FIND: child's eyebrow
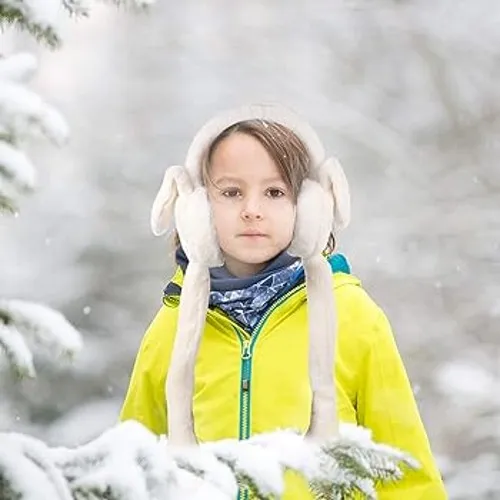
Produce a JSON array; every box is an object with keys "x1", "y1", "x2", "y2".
[
  {"x1": 263, "y1": 177, "x2": 287, "y2": 184},
  {"x1": 212, "y1": 175, "x2": 287, "y2": 186},
  {"x1": 214, "y1": 176, "x2": 286, "y2": 183},
  {"x1": 213, "y1": 176, "x2": 243, "y2": 184}
]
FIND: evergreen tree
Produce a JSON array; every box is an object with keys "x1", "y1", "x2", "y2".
[{"x1": 0, "y1": 0, "x2": 151, "y2": 380}]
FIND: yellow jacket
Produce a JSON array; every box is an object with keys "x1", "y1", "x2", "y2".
[{"x1": 120, "y1": 265, "x2": 447, "y2": 499}]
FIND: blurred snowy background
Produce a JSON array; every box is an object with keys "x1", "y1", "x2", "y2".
[{"x1": 1, "y1": 1, "x2": 499, "y2": 497}]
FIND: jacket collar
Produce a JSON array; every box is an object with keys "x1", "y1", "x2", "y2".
[{"x1": 163, "y1": 248, "x2": 351, "y2": 298}]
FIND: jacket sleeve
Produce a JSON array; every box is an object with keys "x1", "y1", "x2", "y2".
[
  {"x1": 119, "y1": 306, "x2": 173, "y2": 436},
  {"x1": 356, "y1": 304, "x2": 448, "y2": 499}
]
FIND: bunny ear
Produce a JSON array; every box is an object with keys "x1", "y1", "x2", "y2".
[
  {"x1": 318, "y1": 157, "x2": 351, "y2": 233},
  {"x1": 150, "y1": 165, "x2": 194, "y2": 236}
]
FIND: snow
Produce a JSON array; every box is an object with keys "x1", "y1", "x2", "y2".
[
  {"x1": 209, "y1": 437, "x2": 285, "y2": 497},
  {"x1": 0, "y1": 300, "x2": 83, "y2": 362},
  {"x1": 0, "y1": 433, "x2": 71, "y2": 500},
  {"x1": 0, "y1": 322, "x2": 35, "y2": 378},
  {"x1": 248, "y1": 429, "x2": 320, "y2": 479},
  {"x1": 169, "y1": 444, "x2": 238, "y2": 498},
  {"x1": 0, "y1": 52, "x2": 38, "y2": 83},
  {"x1": 51, "y1": 420, "x2": 177, "y2": 500},
  {"x1": 0, "y1": 141, "x2": 37, "y2": 191},
  {"x1": 0, "y1": 79, "x2": 69, "y2": 146},
  {"x1": 117, "y1": 0, "x2": 157, "y2": 7},
  {"x1": 0, "y1": 420, "x2": 417, "y2": 500},
  {"x1": 23, "y1": 0, "x2": 64, "y2": 28},
  {"x1": 61, "y1": 0, "x2": 92, "y2": 16}
]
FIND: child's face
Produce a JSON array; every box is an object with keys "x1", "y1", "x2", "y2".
[{"x1": 207, "y1": 132, "x2": 296, "y2": 278}]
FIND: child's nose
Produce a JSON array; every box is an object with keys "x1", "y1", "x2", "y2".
[{"x1": 241, "y1": 195, "x2": 263, "y2": 221}]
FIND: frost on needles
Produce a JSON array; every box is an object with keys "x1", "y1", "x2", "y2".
[{"x1": 0, "y1": 420, "x2": 418, "y2": 500}]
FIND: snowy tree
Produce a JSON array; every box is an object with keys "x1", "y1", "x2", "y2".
[
  {"x1": 0, "y1": 420, "x2": 417, "y2": 500},
  {"x1": 0, "y1": 34, "x2": 81, "y2": 380},
  {"x1": 0, "y1": 0, "x2": 154, "y2": 49},
  {"x1": 0, "y1": 0, "x2": 154, "y2": 379}
]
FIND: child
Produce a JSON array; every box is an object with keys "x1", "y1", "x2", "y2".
[{"x1": 120, "y1": 104, "x2": 447, "y2": 499}]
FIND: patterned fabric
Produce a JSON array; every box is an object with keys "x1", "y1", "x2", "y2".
[
  {"x1": 163, "y1": 246, "x2": 351, "y2": 333},
  {"x1": 209, "y1": 260, "x2": 303, "y2": 331}
]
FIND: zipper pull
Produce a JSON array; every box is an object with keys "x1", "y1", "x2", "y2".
[{"x1": 242, "y1": 339, "x2": 251, "y2": 360}]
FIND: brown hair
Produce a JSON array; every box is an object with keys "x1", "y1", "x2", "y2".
[
  {"x1": 174, "y1": 119, "x2": 336, "y2": 254},
  {"x1": 203, "y1": 120, "x2": 310, "y2": 202}
]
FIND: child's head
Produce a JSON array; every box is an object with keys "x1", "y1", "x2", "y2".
[{"x1": 201, "y1": 120, "x2": 311, "y2": 277}]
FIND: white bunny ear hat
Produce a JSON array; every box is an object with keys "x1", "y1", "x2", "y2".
[{"x1": 150, "y1": 104, "x2": 351, "y2": 446}]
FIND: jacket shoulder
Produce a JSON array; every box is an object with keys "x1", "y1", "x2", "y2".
[
  {"x1": 137, "y1": 303, "x2": 178, "y2": 363},
  {"x1": 333, "y1": 272, "x2": 388, "y2": 341}
]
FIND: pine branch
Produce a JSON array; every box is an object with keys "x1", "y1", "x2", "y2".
[
  {"x1": 0, "y1": 437, "x2": 66, "y2": 499},
  {"x1": 0, "y1": 322, "x2": 35, "y2": 378},
  {"x1": 98, "y1": 0, "x2": 155, "y2": 10},
  {"x1": 0, "y1": 79, "x2": 69, "y2": 146},
  {"x1": 0, "y1": 464, "x2": 23, "y2": 500},
  {"x1": 0, "y1": 141, "x2": 37, "y2": 192},
  {"x1": 0, "y1": 1, "x2": 154, "y2": 49},
  {"x1": 210, "y1": 440, "x2": 284, "y2": 499},
  {"x1": 0, "y1": 3, "x2": 62, "y2": 48},
  {"x1": 61, "y1": 0, "x2": 91, "y2": 17},
  {"x1": 0, "y1": 422, "x2": 415, "y2": 500},
  {"x1": 0, "y1": 190, "x2": 17, "y2": 214},
  {"x1": 0, "y1": 51, "x2": 67, "y2": 216},
  {"x1": 0, "y1": 300, "x2": 83, "y2": 377}
]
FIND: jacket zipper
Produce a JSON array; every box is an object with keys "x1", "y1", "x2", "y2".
[
  {"x1": 164, "y1": 283, "x2": 306, "y2": 500},
  {"x1": 235, "y1": 284, "x2": 305, "y2": 500}
]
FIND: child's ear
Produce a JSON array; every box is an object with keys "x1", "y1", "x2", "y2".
[
  {"x1": 151, "y1": 165, "x2": 194, "y2": 236},
  {"x1": 318, "y1": 157, "x2": 351, "y2": 233}
]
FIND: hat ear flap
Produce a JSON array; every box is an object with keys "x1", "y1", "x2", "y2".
[
  {"x1": 151, "y1": 165, "x2": 194, "y2": 236},
  {"x1": 175, "y1": 186, "x2": 223, "y2": 268},
  {"x1": 288, "y1": 179, "x2": 333, "y2": 258},
  {"x1": 318, "y1": 157, "x2": 351, "y2": 233},
  {"x1": 288, "y1": 178, "x2": 340, "y2": 441}
]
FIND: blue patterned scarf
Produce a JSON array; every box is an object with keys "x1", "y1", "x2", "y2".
[
  {"x1": 164, "y1": 247, "x2": 303, "y2": 331},
  {"x1": 209, "y1": 259, "x2": 303, "y2": 331},
  {"x1": 163, "y1": 248, "x2": 351, "y2": 333}
]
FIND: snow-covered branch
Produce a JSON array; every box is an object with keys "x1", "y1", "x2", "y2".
[
  {"x1": 0, "y1": 51, "x2": 69, "y2": 213},
  {"x1": 0, "y1": 53, "x2": 82, "y2": 381},
  {"x1": 0, "y1": 421, "x2": 417, "y2": 500},
  {"x1": 0, "y1": 299, "x2": 83, "y2": 378},
  {"x1": 0, "y1": 0, "x2": 155, "y2": 49},
  {"x1": 0, "y1": 0, "x2": 157, "y2": 212}
]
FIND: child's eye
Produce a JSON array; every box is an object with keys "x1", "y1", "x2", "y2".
[
  {"x1": 267, "y1": 188, "x2": 285, "y2": 198},
  {"x1": 221, "y1": 188, "x2": 241, "y2": 198}
]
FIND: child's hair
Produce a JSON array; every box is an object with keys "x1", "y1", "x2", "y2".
[
  {"x1": 203, "y1": 119, "x2": 310, "y2": 202},
  {"x1": 173, "y1": 119, "x2": 336, "y2": 254}
]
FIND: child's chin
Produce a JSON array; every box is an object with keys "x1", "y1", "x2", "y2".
[{"x1": 236, "y1": 250, "x2": 278, "y2": 266}]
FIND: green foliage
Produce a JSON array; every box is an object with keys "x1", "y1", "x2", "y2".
[
  {"x1": 0, "y1": 192, "x2": 17, "y2": 214},
  {"x1": 0, "y1": 470, "x2": 22, "y2": 500},
  {"x1": 309, "y1": 437, "x2": 418, "y2": 500},
  {"x1": 0, "y1": 4, "x2": 62, "y2": 48},
  {"x1": 0, "y1": 1, "x2": 152, "y2": 49}
]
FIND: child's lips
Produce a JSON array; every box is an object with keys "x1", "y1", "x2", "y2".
[{"x1": 239, "y1": 231, "x2": 268, "y2": 238}]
